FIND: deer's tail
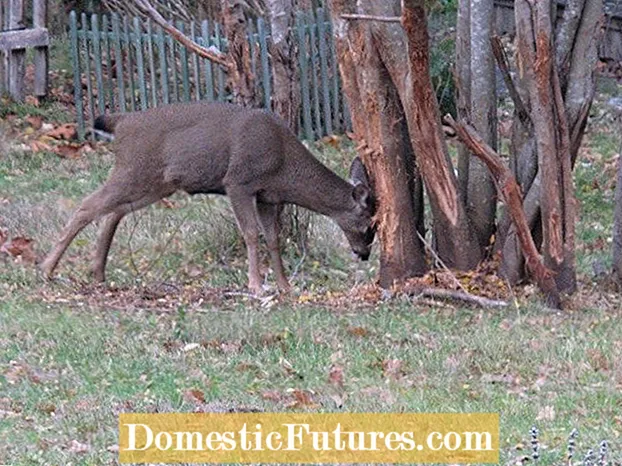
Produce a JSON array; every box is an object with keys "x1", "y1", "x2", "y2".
[{"x1": 93, "y1": 113, "x2": 125, "y2": 134}]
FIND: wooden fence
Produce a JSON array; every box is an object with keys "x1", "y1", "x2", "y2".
[
  {"x1": 0, "y1": 0, "x2": 50, "y2": 101},
  {"x1": 70, "y1": 8, "x2": 350, "y2": 141}
]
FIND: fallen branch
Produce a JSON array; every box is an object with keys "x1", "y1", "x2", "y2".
[
  {"x1": 134, "y1": 0, "x2": 230, "y2": 68},
  {"x1": 340, "y1": 14, "x2": 401, "y2": 23},
  {"x1": 444, "y1": 114, "x2": 562, "y2": 310},
  {"x1": 410, "y1": 287, "x2": 508, "y2": 308}
]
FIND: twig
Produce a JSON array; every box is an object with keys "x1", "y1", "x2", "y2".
[
  {"x1": 340, "y1": 14, "x2": 402, "y2": 23},
  {"x1": 133, "y1": 0, "x2": 230, "y2": 67},
  {"x1": 491, "y1": 35, "x2": 532, "y2": 128},
  {"x1": 411, "y1": 287, "x2": 508, "y2": 308},
  {"x1": 416, "y1": 231, "x2": 469, "y2": 295}
]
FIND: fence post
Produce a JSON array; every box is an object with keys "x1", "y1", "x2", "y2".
[
  {"x1": 296, "y1": 11, "x2": 313, "y2": 140},
  {"x1": 112, "y1": 13, "x2": 126, "y2": 112},
  {"x1": 201, "y1": 20, "x2": 214, "y2": 101},
  {"x1": 8, "y1": 0, "x2": 25, "y2": 102},
  {"x1": 69, "y1": 11, "x2": 85, "y2": 139},
  {"x1": 317, "y1": 8, "x2": 332, "y2": 135},
  {"x1": 32, "y1": 0, "x2": 48, "y2": 99},
  {"x1": 133, "y1": 16, "x2": 147, "y2": 110},
  {"x1": 92, "y1": 14, "x2": 106, "y2": 115}
]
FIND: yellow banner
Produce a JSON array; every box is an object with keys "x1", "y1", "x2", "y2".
[{"x1": 118, "y1": 412, "x2": 499, "y2": 464}]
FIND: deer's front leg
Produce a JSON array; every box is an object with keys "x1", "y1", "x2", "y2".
[
  {"x1": 256, "y1": 202, "x2": 290, "y2": 291},
  {"x1": 228, "y1": 189, "x2": 263, "y2": 294}
]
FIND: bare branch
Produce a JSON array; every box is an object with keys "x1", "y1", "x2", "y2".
[
  {"x1": 134, "y1": 0, "x2": 230, "y2": 68},
  {"x1": 340, "y1": 14, "x2": 401, "y2": 23},
  {"x1": 409, "y1": 287, "x2": 509, "y2": 308},
  {"x1": 491, "y1": 35, "x2": 532, "y2": 128},
  {"x1": 444, "y1": 114, "x2": 562, "y2": 309}
]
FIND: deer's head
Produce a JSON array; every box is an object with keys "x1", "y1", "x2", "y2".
[{"x1": 337, "y1": 157, "x2": 376, "y2": 261}]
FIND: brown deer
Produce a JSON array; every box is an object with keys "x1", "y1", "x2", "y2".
[{"x1": 41, "y1": 101, "x2": 376, "y2": 293}]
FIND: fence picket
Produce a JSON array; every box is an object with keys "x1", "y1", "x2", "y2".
[
  {"x1": 190, "y1": 21, "x2": 201, "y2": 101},
  {"x1": 178, "y1": 21, "x2": 191, "y2": 102},
  {"x1": 69, "y1": 11, "x2": 85, "y2": 139},
  {"x1": 81, "y1": 13, "x2": 96, "y2": 131},
  {"x1": 214, "y1": 23, "x2": 225, "y2": 101},
  {"x1": 91, "y1": 14, "x2": 106, "y2": 116},
  {"x1": 296, "y1": 12, "x2": 313, "y2": 140},
  {"x1": 133, "y1": 17, "x2": 148, "y2": 110},
  {"x1": 308, "y1": 16, "x2": 322, "y2": 138},
  {"x1": 146, "y1": 19, "x2": 158, "y2": 107},
  {"x1": 102, "y1": 15, "x2": 115, "y2": 110},
  {"x1": 111, "y1": 13, "x2": 126, "y2": 112},
  {"x1": 316, "y1": 8, "x2": 332, "y2": 136},
  {"x1": 156, "y1": 25, "x2": 169, "y2": 105},
  {"x1": 201, "y1": 20, "x2": 214, "y2": 101},
  {"x1": 168, "y1": 35, "x2": 178, "y2": 102},
  {"x1": 123, "y1": 16, "x2": 136, "y2": 111}
]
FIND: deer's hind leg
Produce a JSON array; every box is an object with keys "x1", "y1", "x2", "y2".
[
  {"x1": 91, "y1": 211, "x2": 125, "y2": 283},
  {"x1": 41, "y1": 177, "x2": 171, "y2": 281},
  {"x1": 256, "y1": 202, "x2": 290, "y2": 291}
]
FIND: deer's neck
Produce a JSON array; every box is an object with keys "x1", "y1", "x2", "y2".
[{"x1": 282, "y1": 153, "x2": 353, "y2": 219}]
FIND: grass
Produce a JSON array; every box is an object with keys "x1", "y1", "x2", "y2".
[{"x1": 1, "y1": 77, "x2": 621, "y2": 466}]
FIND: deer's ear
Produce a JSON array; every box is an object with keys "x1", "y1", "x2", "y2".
[
  {"x1": 352, "y1": 183, "x2": 371, "y2": 210},
  {"x1": 349, "y1": 157, "x2": 370, "y2": 187}
]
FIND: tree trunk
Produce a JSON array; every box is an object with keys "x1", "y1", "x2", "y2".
[
  {"x1": 266, "y1": 0, "x2": 300, "y2": 132},
  {"x1": 223, "y1": 0, "x2": 258, "y2": 107},
  {"x1": 328, "y1": 0, "x2": 427, "y2": 287},
  {"x1": 466, "y1": 0, "x2": 497, "y2": 255},
  {"x1": 456, "y1": 0, "x2": 471, "y2": 202},
  {"x1": 401, "y1": 0, "x2": 479, "y2": 269},
  {"x1": 515, "y1": 0, "x2": 576, "y2": 293}
]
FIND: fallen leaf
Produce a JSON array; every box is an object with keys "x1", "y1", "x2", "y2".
[
  {"x1": 26, "y1": 115, "x2": 43, "y2": 129},
  {"x1": 347, "y1": 326, "x2": 369, "y2": 337},
  {"x1": 29, "y1": 140, "x2": 53, "y2": 153},
  {"x1": 184, "y1": 389, "x2": 206, "y2": 404},
  {"x1": 45, "y1": 123, "x2": 77, "y2": 140},
  {"x1": 328, "y1": 365, "x2": 344, "y2": 389},
  {"x1": 66, "y1": 439, "x2": 90, "y2": 453},
  {"x1": 0, "y1": 237, "x2": 36, "y2": 263},
  {"x1": 382, "y1": 359, "x2": 405, "y2": 380},
  {"x1": 587, "y1": 349, "x2": 610, "y2": 371},
  {"x1": 54, "y1": 143, "x2": 82, "y2": 159},
  {"x1": 287, "y1": 389, "x2": 318, "y2": 408}
]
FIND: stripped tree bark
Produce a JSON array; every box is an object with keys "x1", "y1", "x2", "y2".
[
  {"x1": 496, "y1": 0, "x2": 603, "y2": 288},
  {"x1": 445, "y1": 115, "x2": 561, "y2": 309},
  {"x1": 329, "y1": 0, "x2": 427, "y2": 287}
]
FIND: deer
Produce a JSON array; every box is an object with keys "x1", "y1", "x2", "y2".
[{"x1": 40, "y1": 101, "x2": 376, "y2": 293}]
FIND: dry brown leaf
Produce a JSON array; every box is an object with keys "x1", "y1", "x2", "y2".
[
  {"x1": 45, "y1": 123, "x2": 77, "y2": 140},
  {"x1": 587, "y1": 348, "x2": 610, "y2": 371},
  {"x1": 184, "y1": 389, "x2": 206, "y2": 404},
  {"x1": 0, "y1": 236, "x2": 36, "y2": 263},
  {"x1": 29, "y1": 140, "x2": 54, "y2": 153},
  {"x1": 347, "y1": 326, "x2": 369, "y2": 337},
  {"x1": 26, "y1": 115, "x2": 43, "y2": 130},
  {"x1": 288, "y1": 389, "x2": 318, "y2": 408},
  {"x1": 54, "y1": 143, "x2": 82, "y2": 159},
  {"x1": 328, "y1": 364, "x2": 344, "y2": 389}
]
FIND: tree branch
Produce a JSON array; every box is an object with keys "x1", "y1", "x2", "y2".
[
  {"x1": 134, "y1": 0, "x2": 230, "y2": 68},
  {"x1": 340, "y1": 14, "x2": 402, "y2": 22},
  {"x1": 444, "y1": 114, "x2": 562, "y2": 309},
  {"x1": 491, "y1": 36, "x2": 532, "y2": 128}
]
